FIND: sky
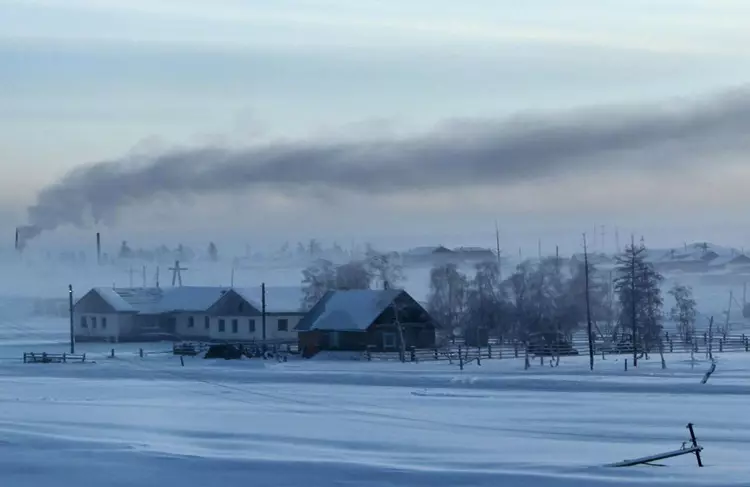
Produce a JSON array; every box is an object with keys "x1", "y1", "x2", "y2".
[{"x1": 2, "y1": 0, "x2": 750, "y2": 255}]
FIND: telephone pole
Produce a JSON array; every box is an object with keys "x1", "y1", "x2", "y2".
[
  {"x1": 583, "y1": 234, "x2": 594, "y2": 371},
  {"x1": 261, "y1": 282, "x2": 267, "y2": 341}
]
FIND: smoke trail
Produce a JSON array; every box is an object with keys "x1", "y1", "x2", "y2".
[{"x1": 21, "y1": 86, "x2": 750, "y2": 244}]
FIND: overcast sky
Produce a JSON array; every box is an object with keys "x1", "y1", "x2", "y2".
[{"x1": 2, "y1": 0, "x2": 750, "y2": 254}]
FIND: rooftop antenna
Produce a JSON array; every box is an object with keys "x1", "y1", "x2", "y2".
[{"x1": 169, "y1": 260, "x2": 187, "y2": 286}]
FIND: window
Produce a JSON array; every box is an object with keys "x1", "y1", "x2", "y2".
[
  {"x1": 248, "y1": 319, "x2": 256, "y2": 333},
  {"x1": 277, "y1": 318, "x2": 288, "y2": 332},
  {"x1": 188, "y1": 316, "x2": 195, "y2": 328},
  {"x1": 238, "y1": 302, "x2": 244, "y2": 312},
  {"x1": 80, "y1": 316, "x2": 88, "y2": 328},
  {"x1": 232, "y1": 319, "x2": 238, "y2": 333},
  {"x1": 91, "y1": 317, "x2": 97, "y2": 329},
  {"x1": 205, "y1": 316, "x2": 210, "y2": 329},
  {"x1": 218, "y1": 319, "x2": 225, "y2": 332},
  {"x1": 101, "y1": 317, "x2": 107, "y2": 329}
]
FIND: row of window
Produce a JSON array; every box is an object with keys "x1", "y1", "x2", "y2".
[
  {"x1": 186, "y1": 317, "x2": 289, "y2": 333},
  {"x1": 80, "y1": 316, "x2": 107, "y2": 330}
]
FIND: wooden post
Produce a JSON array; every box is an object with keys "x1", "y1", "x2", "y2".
[
  {"x1": 261, "y1": 282, "x2": 267, "y2": 341},
  {"x1": 625, "y1": 358, "x2": 628, "y2": 371},
  {"x1": 583, "y1": 233, "x2": 594, "y2": 371},
  {"x1": 180, "y1": 355, "x2": 185, "y2": 367},
  {"x1": 488, "y1": 343, "x2": 492, "y2": 359},
  {"x1": 458, "y1": 345, "x2": 463, "y2": 370},
  {"x1": 687, "y1": 423, "x2": 703, "y2": 467},
  {"x1": 68, "y1": 284, "x2": 75, "y2": 354},
  {"x1": 139, "y1": 348, "x2": 144, "y2": 358},
  {"x1": 110, "y1": 348, "x2": 115, "y2": 358},
  {"x1": 630, "y1": 235, "x2": 638, "y2": 368}
]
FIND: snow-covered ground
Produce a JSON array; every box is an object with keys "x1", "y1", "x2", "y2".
[{"x1": 2, "y1": 312, "x2": 750, "y2": 485}]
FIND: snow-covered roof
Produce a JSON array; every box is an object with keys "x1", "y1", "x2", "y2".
[
  {"x1": 233, "y1": 286, "x2": 306, "y2": 313},
  {"x1": 295, "y1": 289, "x2": 403, "y2": 332},
  {"x1": 88, "y1": 286, "x2": 229, "y2": 314}
]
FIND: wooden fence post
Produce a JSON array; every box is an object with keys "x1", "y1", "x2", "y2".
[
  {"x1": 434, "y1": 349, "x2": 438, "y2": 360},
  {"x1": 111, "y1": 348, "x2": 115, "y2": 358},
  {"x1": 488, "y1": 343, "x2": 492, "y2": 359},
  {"x1": 687, "y1": 423, "x2": 703, "y2": 467},
  {"x1": 625, "y1": 359, "x2": 628, "y2": 371},
  {"x1": 139, "y1": 348, "x2": 144, "y2": 358},
  {"x1": 458, "y1": 345, "x2": 464, "y2": 370},
  {"x1": 719, "y1": 339, "x2": 724, "y2": 353}
]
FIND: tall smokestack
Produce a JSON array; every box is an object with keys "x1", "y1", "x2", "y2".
[{"x1": 96, "y1": 232, "x2": 101, "y2": 265}]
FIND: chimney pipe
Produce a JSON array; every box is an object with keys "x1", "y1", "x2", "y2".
[{"x1": 96, "y1": 232, "x2": 101, "y2": 265}]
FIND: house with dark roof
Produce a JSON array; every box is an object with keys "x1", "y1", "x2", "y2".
[{"x1": 295, "y1": 289, "x2": 437, "y2": 356}]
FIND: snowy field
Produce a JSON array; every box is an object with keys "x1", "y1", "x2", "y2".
[{"x1": 2, "y1": 317, "x2": 750, "y2": 486}]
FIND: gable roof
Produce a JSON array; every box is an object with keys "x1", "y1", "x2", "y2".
[
  {"x1": 85, "y1": 286, "x2": 230, "y2": 314},
  {"x1": 231, "y1": 286, "x2": 306, "y2": 313},
  {"x1": 295, "y1": 289, "x2": 403, "y2": 332}
]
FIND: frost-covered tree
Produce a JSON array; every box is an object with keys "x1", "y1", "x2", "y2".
[
  {"x1": 669, "y1": 283, "x2": 697, "y2": 344},
  {"x1": 118, "y1": 241, "x2": 133, "y2": 259},
  {"x1": 614, "y1": 238, "x2": 664, "y2": 365},
  {"x1": 335, "y1": 260, "x2": 372, "y2": 290},
  {"x1": 464, "y1": 261, "x2": 509, "y2": 343},
  {"x1": 366, "y1": 248, "x2": 404, "y2": 289},
  {"x1": 427, "y1": 263, "x2": 468, "y2": 333},
  {"x1": 300, "y1": 259, "x2": 337, "y2": 310},
  {"x1": 207, "y1": 242, "x2": 219, "y2": 262}
]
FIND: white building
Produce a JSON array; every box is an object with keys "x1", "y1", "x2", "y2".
[{"x1": 73, "y1": 286, "x2": 305, "y2": 343}]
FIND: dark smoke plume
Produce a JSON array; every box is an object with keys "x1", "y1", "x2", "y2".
[{"x1": 20, "y1": 86, "x2": 750, "y2": 244}]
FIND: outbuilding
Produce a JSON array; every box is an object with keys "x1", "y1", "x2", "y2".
[{"x1": 295, "y1": 289, "x2": 437, "y2": 356}]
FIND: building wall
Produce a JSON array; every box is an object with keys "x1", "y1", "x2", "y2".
[
  {"x1": 74, "y1": 311, "x2": 126, "y2": 342},
  {"x1": 174, "y1": 313, "x2": 212, "y2": 340},
  {"x1": 207, "y1": 314, "x2": 303, "y2": 342}
]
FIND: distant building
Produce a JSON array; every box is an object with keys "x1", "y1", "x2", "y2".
[
  {"x1": 295, "y1": 289, "x2": 437, "y2": 355},
  {"x1": 402, "y1": 245, "x2": 496, "y2": 266}
]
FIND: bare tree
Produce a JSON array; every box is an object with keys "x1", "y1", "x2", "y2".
[
  {"x1": 366, "y1": 248, "x2": 404, "y2": 289},
  {"x1": 301, "y1": 259, "x2": 337, "y2": 310}
]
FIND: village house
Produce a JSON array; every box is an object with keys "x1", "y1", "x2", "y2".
[
  {"x1": 202, "y1": 287, "x2": 305, "y2": 343},
  {"x1": 73, "y1": 285, "x2": 305, "y2": 343},
  {"x1": 73, "y1": 286, "x2": 228, "y2": 342},
  {"x1": 295, "y1": 289, "x2": 437, "y2": 356}
]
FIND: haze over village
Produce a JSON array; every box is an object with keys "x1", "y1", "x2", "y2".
[{"x1": 3, "y1": 1, "x2": 750, "y2": 486}]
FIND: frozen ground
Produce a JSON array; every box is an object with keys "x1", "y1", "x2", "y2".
[{"x1": 1, "y1": 316, "x2": 750, "y2": 486}]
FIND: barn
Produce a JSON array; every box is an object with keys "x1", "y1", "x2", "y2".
[
  {"x1": 295, "y1": 289, "x2": 437, "y2": 356},
  {"x1": 73, "y1": 286, "x2": 229, "y2": 342}
]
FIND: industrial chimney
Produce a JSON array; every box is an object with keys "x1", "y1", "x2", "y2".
[{"x1": 96, "y1": 232, "x2": 101, "y2": 265}]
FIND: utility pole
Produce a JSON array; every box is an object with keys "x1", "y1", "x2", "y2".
[
  {"x1": 495, "y1": 221, "x2": 502, "y2": 280},
  {"x1": 68, "y1": 284, "x2": 75, "y2": 354},
  {"x1": 129, "y1": 266, "x2": 134, "y2": 288},
  {"x1": 631, "y1": 235, "x2": 638, "y2": 367},
  {"x1": 583, "y1": 234, "x2": 594, "y2": 371},
  {"x1": 538, "y1": 238, "x2": 542, "y2": 259},
  {"x1": 142, "y1": 265, "x2": 146, "y2": 288},
  {"x1": 230, "y1": 267, "x2": 235, "y2": 287},
  {"x1": 155, "y1": 266, "x2": 160, "y2": 288},
  {"x1": 261, "y1": 282, "x2": 267, "y2": 341}
]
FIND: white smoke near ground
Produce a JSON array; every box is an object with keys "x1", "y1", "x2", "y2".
[{"x1": 17, "y1": 86, "x2": 750, "y2": 247}]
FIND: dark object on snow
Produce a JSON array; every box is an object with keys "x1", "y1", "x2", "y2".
[
  {"x1": 743, "y1": 304, "x2": 750, "y2": 319},
  {"x1": 173, "y1": 342, "x2": 200, "y2": 356},
  {"x1": 204, "y1": 344, "x2": 244, "y2": 360},
  {"x1": 606, "y1": 423, "x2": 703, "y2": 468},
  {"x1": 701, "y1": 361, "x2": 716, "y2": 384}
]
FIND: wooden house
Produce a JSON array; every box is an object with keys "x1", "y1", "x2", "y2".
[{"x1": 295, "y1": 289, "x2": 437, "y2": 356}]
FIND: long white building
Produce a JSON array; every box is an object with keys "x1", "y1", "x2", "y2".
[{"x1": 73, "y1": 286, "x2": 306, "y2": 343}]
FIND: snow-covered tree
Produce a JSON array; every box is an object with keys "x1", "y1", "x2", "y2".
[
  {"x1": 464, "y1": 261, "x2": 509, "y2": 342},
  {"x1": 207, "y1": 242, "x2": 219, "y2": 262},
  {"x1": 669, "y1": 283, "x2": 697, "y2": 344},
  {"x1": 335, "y1": 260, "x2": 372, "y2": 290},
  {"x1": 427, "y1": 263, "x2": 468, "y2": 332},
  {"x1": 613, "y1": 239, "x2": 664, "y2": 365},
  {"x1": 366, "y1": 248, "x2": 404, "y2": 289},
  {"x1": 300, "y1": 259, "x2": 337, "y2": 310}
]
